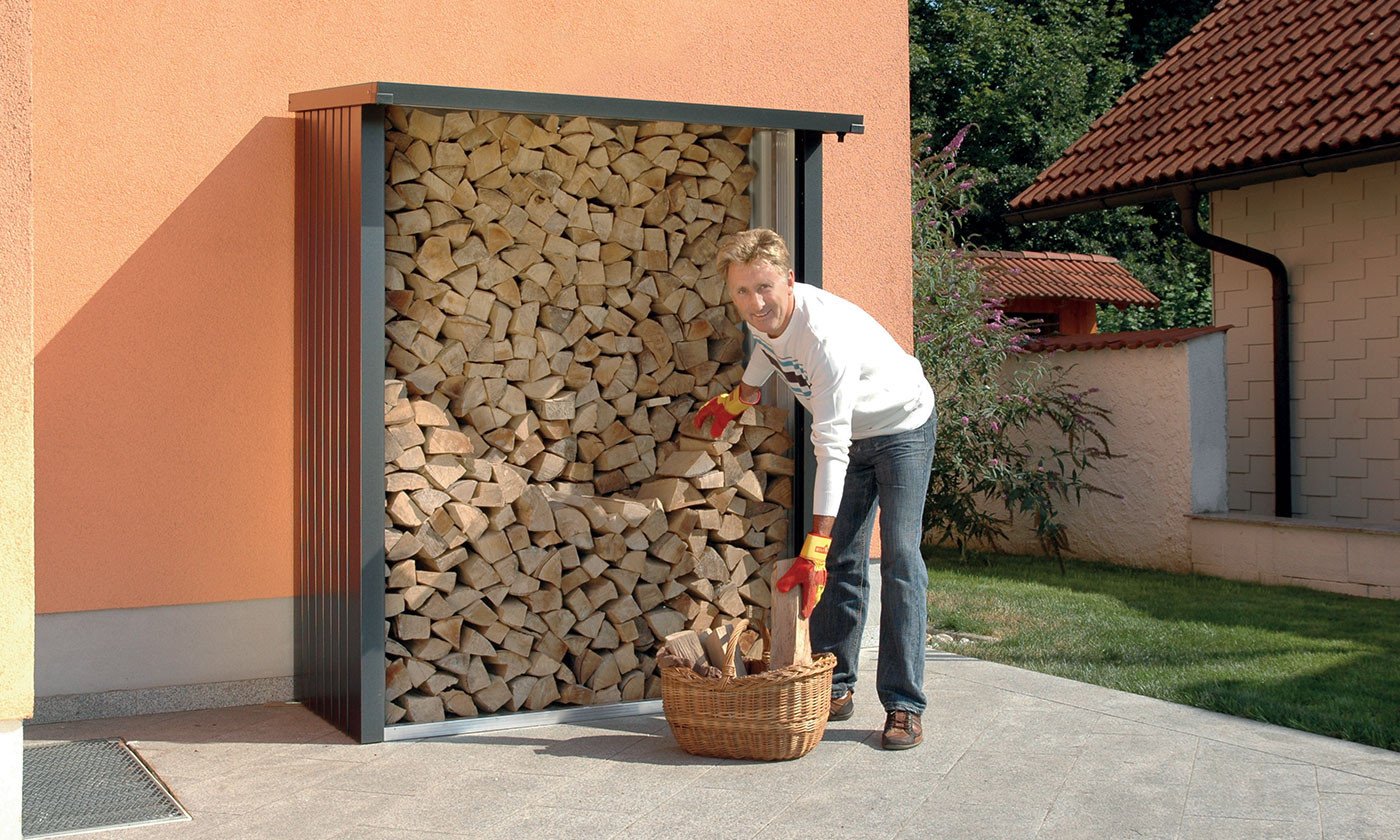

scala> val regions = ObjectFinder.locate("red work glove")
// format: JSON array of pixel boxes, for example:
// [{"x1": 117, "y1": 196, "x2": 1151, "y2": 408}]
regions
[
  {"x1": 693, "y1": 389, "x2": 756, "y2": 438},
  {"x1": 775, "y1": 533, "x2": 831, "y2": 619}
]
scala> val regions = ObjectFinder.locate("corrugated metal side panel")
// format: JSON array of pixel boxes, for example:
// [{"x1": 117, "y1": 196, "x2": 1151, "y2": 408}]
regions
[{"x1": 294, "y1": 106, "x2": 365, "y2": 739}]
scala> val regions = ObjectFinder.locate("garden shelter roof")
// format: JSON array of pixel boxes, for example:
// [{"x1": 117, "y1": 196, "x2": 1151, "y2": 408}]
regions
[{"x1": 969, "y1": 251, "x2": 1159, "y2": 307}]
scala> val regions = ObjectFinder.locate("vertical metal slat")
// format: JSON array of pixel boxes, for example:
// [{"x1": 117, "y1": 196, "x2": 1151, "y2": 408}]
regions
[
  {"x1": 793, "y1": 131, "x2": 824, "y2": 529},
  {"x1": 357, "y1": 106, "x2": 387, "y2": 743},
  {"x1": 293, "y1": 111, "x2": 306, "y2": 703}
]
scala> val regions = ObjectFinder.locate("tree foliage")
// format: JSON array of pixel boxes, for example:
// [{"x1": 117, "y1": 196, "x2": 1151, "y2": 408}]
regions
[
  {"x1": 910, "y1": 0, "x2": 1216, "y2": 331},
  {"x1": 1122, "y1": 0, "x2": 1219, "y2": 69}
]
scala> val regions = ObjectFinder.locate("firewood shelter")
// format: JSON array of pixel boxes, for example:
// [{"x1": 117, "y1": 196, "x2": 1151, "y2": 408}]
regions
[{"x1": 291, "y1": 82, "x2": 863, "y2": 744}]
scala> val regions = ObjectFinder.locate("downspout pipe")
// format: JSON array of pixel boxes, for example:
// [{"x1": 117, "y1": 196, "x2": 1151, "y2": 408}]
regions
[{"x1": 1173, "y1": 187, "x2": 1293, "y2": 518}]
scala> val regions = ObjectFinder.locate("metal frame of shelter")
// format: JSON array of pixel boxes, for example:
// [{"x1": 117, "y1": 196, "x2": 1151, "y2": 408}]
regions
[{"x1": 291, "y1": 82, "x2": 863, "y2": 743}]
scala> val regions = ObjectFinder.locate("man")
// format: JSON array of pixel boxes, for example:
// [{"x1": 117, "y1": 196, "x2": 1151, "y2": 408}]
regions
[{"x1": 694, "y1": 228, "x2": 937, "y2": 750}]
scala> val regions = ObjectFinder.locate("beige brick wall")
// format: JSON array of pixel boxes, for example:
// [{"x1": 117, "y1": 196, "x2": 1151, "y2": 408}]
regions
[{"x1": 1212, "y1": 162, "x2": 1400, "y2": 527}]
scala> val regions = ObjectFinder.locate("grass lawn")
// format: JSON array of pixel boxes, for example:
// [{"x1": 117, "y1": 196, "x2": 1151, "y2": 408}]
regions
[{"x1": 923, "y1": 548, "x2": 1400, "y2": 752}]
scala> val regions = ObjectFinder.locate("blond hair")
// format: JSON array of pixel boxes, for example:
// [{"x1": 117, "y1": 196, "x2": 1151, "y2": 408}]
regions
[{"x1": 716, "y1": 228, "x2": 792, "y2": 275}]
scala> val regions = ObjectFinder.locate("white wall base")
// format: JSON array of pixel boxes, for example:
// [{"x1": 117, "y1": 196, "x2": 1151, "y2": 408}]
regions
[
  {"x1": 32, "y1": 677, "x2": 295, "y2": 724},
  {"x1": 36, "y1": 597, "x2": 293, "y2": 696},
  {"x1": 33, "y1": 598, "x2": 295, "y2": 722},
  {"x1": 1190, "y1": 513, "x2": 1400, "y2": 599},
  {"x1": 1, "y1": 719, "x2": 21, "y2": 840}
]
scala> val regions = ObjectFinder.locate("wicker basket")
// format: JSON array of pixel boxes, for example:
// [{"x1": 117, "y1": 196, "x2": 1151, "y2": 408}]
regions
[{"x1": 659, "y1": 619, "x2": 836, "y2": 761}]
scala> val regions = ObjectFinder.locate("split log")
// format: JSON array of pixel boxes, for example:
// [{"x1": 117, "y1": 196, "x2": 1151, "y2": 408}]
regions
[
  {"x1": 659, "y1": 629, "x2": 707, "y2": 669},
  {"x1": 699, "y1": 623, "x2": 746, "y2": 677},
  {"x1": 768, "y1": 558, "x2": 812, "y2": 668}
]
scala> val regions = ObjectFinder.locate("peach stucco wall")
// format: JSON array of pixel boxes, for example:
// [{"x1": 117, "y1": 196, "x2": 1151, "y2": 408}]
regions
[
  {"x1": 1212, "y1": 163, "x2": 1399, "y2": 526},
  {"x1": 1, "y1": 0, "x2": 35, "y2": 718},
  {"x1": 33, "y1": 2, "x2": 911, "y2": 612},
  {"x1": 987, "y1": 345, "x2": 1196, "y2": 571}
]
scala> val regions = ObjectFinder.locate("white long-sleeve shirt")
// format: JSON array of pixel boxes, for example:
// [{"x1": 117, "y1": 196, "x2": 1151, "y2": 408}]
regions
[{"x1": 741, "y1": 283, "x2": 935, "y2": 517}]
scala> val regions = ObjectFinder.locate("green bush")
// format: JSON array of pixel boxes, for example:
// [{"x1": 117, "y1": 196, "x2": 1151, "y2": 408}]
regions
[{"x1": 911, "y1": 131, "x2": 1117, "y2": 566}]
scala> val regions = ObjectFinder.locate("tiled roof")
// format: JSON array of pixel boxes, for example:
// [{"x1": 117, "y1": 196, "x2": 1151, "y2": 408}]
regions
[
  {"x1": 1024, "y1": 325, "x2": 1231, "y2": 353},
  {"x1": 969, "y1": 251, "x2": 1160, "y2": 307},
  {"x1": 1010, "y1": 0, "x2": 1400, "y2": 216}
]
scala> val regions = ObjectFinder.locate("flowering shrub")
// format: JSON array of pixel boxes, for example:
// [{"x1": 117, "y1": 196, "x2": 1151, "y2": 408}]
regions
[{"x1": 912, "y1": 129, "x2": 1117, "y2": 566}]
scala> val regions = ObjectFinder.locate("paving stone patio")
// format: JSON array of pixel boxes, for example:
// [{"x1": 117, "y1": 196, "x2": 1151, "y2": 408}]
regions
[{"x1": 25, "y1": 648, "x2": 1400, "y2": 839}]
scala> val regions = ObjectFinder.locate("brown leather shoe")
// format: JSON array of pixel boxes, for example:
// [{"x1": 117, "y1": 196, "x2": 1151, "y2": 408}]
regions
[
  {"x1": 881, "y1": 710, "x2": 923, "y2": 750},
  {"x1": 828, "y1": 690, "x2": 855, "y2": 721}
]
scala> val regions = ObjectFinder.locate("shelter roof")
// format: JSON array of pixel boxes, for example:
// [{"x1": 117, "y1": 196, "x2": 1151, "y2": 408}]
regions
[{"x1": 969, "y1": 251, "x2": 1159, "y2": 307}]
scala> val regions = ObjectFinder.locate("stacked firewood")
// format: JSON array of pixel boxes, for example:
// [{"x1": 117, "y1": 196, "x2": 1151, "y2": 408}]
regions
[{"x1": 379, "y1": 106, "x2": 794, "y2": 724}]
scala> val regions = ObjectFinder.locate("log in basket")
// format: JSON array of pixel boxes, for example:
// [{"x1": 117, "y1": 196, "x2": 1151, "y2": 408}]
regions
[{"x1": 659, "y1": 619, "x2": 835, "y2": 761}]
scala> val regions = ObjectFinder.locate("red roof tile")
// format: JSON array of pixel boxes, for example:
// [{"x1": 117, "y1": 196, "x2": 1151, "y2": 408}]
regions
[
  {"x1": 1024, "y1": 325, "x2": 1231, "y2": 353},
  {"x1": 968, "y1": 251, "x2": 1160, "y2": 307},
  {"x1": 1010, "y1": 0, "x2": 1400, "y2": 216}
]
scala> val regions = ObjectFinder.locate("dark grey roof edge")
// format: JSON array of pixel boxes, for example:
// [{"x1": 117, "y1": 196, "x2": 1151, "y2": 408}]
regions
[
  {"x1": 289, "y1": 82, "x2": 865, "y2": 136},
  {"x1": 1004, "y1": 140, "x2": 1400, "y2": 224}
]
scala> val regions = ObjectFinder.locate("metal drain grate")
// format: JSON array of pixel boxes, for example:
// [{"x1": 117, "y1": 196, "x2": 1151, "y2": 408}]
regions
[{"x1": 22, "y1": 739, "x2": 189, "y2": 839}]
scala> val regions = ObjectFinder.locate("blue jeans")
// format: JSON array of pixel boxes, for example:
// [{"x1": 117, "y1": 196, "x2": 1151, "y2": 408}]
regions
[{"x1": 810, "y1": 412, "x2": 936, "y2": 714}]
